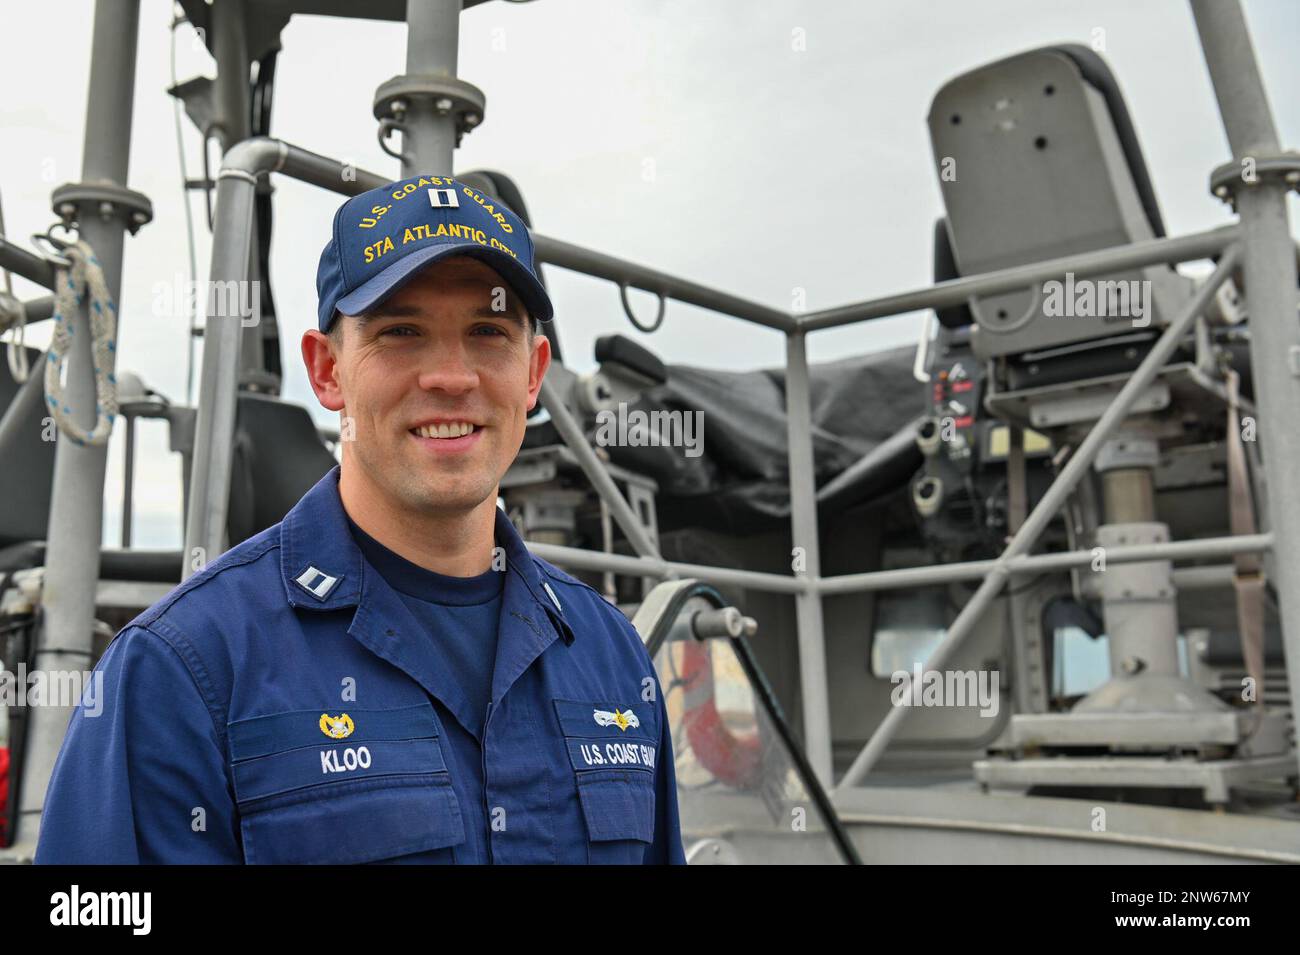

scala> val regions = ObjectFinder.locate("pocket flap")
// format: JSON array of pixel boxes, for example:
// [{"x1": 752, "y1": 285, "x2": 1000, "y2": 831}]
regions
[
  {"x1": 229, "y1": 702, "x2": 440, "y2": 761},
  {"x1": 576, "y1": 770, "x2": 655, "y2": 843},
  {"x1": 233, "y1": 738, "x2": 447, "y2": 803},
  {"x1": 241, "y1": 775, "x2": 465, "y2": 865},
  {"x1": 553, "y1": 699, "x2": 657, "y2": 741}
]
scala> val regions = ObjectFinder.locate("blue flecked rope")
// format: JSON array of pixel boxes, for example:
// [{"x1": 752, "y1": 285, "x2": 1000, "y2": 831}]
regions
[{"x1": 44, "y1": 239, "x2": 118, "y2": 447}]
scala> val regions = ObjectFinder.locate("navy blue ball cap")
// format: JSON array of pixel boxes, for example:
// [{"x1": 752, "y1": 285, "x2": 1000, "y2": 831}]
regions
[{"x1": 315, "y1": 174, "x2": 553, "y2": 333}]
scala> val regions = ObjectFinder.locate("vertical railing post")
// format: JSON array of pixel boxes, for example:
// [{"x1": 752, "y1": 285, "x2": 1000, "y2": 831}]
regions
[
  {"x1": 401, "y1": 0, "x2": 463, "y2": 175},
  {"x1": 15, "y1": 0, "x2": 141, "y2": 849},
  {"x1": 182, "y1": 173, "x2": 257, "y2": 569},
  {"x1": 785, "y1": 330, "x2": 833, "y2": 785},
  {"x1": 1191, "y1": 0, "x2": 1300, "y2": 772}
]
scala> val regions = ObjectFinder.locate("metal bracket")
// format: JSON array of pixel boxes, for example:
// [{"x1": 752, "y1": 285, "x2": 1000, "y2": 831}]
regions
[
  {"x1": 1095, "y1": 435, "x2": 1160, "y2": 472},
  {"x1": 619, "y1": 282, "x2": 666, "y2": 333},
  {"x1": 50, "y1": 181, "x2": 154, "y2": 235},
  {"x1": 29, "y1": 224, "x2": 76, "y2": 268},
  {"x1": 690, "y1": 606, "x2": 758, "y2": 640},
  {"x1": 1209, "y1": 150, "x2": 1300, "y2": 207},
  {"x1": 373, "y1": 74, "x2": 486, "y2": 148}
]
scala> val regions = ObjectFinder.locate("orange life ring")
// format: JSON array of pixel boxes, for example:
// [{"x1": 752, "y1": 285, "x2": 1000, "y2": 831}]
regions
[{"x1": 679, "y1": 639, "x2": 764, "y2": 789}]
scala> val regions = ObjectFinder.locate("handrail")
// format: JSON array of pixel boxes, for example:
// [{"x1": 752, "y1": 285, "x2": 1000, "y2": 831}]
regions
[
  {"x1": 530, "y1": 225, "x2": 1239, "y2": 337},
  {"x1": 527, "y1": 531, "x2": 1271, "y2": 598},
  {"x1": 533, "y1": 233, "x2": 795, "y2": 332}
]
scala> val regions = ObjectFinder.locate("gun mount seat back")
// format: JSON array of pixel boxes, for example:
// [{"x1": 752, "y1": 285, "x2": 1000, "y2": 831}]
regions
[
  {"x1": 927, "y1": 45, "x2": 1192, "y2": 363},
  {"x1": 225, "y1": 393, "x2": 339, "y2": 547}
]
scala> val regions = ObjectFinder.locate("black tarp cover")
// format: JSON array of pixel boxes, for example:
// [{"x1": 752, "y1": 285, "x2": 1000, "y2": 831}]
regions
[{"x1": 603, "y1": 346, "x2": 925, "y2": 535}]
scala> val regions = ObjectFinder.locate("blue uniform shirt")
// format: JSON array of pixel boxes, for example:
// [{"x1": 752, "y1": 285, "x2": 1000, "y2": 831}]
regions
[
  {"x1": 345, "y1": 514, "x2": 502, "y2": 739},
  {"x1": 35, "y1": 466, "x2": 686, "y2": 864}
]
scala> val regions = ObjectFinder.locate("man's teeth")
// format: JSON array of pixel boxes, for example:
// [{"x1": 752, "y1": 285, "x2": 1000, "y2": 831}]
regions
[{"x1": 413, "y1": 422, "x2": 476, "y2": 439}]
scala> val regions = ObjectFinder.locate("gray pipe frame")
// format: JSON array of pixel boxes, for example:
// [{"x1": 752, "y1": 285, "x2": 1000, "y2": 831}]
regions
[
  {"x1": 819, "y1": 531, "x2": 1272, "y2": 595},
  {"x1": 0, "y1": 238, "x2": 56, "y2": 290},
  {"x1": 538, "y1": 377, "x2": 665, "y2": 564},
  {"x1": 532, "y1": 235, "x2": 795, "y2": 333},
  {"x1": 211, "y1": 0, "x2": 251, "y2": 151},
  {"x1": 527, "y1": 532, "x2": 1267, "y2": 597},
  {"x1": 833, "y1": 246, "x2": 1241, "y2": 793},
  {"x1": 525, "y1": 538, "x2": 809, "y2": 594},
  {"x1": 210, "y1": 0, "x2": 272, "y2": 383},
  {"x1": 400, "y1": 0, "x2": 463, "y2": 178},
  {"x1": 19, "y1": 296, "x2": 54, "y2": 324},
  {"x1": 533, "y1": 229, "x2": 1234, "y2": 338},
  {"x1": 182, "y1": 141, "x2": 390, "y2": 568},
  {"x1": 16, "y1": 0, "x2": 141, "y2": 849},
  {"x1": 798, "y1": 225, "x2": 1238, "y2": 332},
  {"x1": 785, "y1": 330, "x2": 833, "y2": 782},
  {"x1": 182, "y1": 172, "x2": 255, "y2": 567},
  {"x1": 1191, "y1": 0, "x2": 1300, "y2": 774}
]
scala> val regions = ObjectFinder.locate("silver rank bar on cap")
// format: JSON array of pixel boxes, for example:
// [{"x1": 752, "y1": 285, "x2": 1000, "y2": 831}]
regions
[{"x1": 427, "y1": 187, "x2": 459, "y2": 208}]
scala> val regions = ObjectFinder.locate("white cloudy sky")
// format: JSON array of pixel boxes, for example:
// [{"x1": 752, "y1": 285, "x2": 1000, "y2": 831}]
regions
[{"x1": 1, "y1": 0, "x2": 1298, "y2": 547}]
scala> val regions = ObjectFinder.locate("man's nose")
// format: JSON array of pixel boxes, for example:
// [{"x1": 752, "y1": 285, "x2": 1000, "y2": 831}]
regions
[{"x1": 416, "y1": 342, "x2": 479, "y2": 394}]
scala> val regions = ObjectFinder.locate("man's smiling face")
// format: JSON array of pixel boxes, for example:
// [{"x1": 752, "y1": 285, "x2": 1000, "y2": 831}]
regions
[{"x1": 304, "y1": 255, "x2": 551, "y2": 518}]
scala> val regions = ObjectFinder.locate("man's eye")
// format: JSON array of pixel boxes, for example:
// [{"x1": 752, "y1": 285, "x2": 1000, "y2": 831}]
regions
[
  {"x1": 472, "y1": 325, "x2": 507, "y2": 337},
  {"x1": 379, "y1": 326, "x2": 416, "y2": 337}
]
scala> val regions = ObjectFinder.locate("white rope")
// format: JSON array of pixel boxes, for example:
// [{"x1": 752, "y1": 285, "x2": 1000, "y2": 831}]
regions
[{"x1": 44, "y1": 239, "x2": 118, "y2": 446}]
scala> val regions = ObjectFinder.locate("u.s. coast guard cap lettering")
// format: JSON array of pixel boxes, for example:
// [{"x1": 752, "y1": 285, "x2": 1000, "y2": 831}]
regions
[{"x1": 315, "y1": 174, "x2": 554, "y2": 333}]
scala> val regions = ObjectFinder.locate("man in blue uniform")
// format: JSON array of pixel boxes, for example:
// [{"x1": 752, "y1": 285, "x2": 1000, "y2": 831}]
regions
[{"x1": 34, "y1": 174, "x2": 686, "y2": 864}]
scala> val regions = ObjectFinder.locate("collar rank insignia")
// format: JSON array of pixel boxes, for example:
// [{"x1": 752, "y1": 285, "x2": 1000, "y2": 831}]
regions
[
  {"x1": 320, "y1": 713, "x2": 355, "y2": 739},
  {"x1": 593, "y1": 707, "x2": 639, "y2": 732}
]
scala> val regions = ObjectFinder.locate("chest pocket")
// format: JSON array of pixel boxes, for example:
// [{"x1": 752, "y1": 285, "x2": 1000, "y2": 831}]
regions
[
  {"x1": 553, "y1": 699, "x2": 658, "y2": 863},
  {"x1": 228, "y1": 702, "x2": 465, "y2": 864}
]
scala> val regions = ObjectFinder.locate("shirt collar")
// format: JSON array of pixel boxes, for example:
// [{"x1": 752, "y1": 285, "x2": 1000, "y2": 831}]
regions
[{"x1": 278, "y1": 464, "x2": 574, "y2": 645}]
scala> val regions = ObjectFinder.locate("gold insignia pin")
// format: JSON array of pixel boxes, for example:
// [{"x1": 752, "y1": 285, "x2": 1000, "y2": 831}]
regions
[{"x1": 319, "y1": 713, "x2": 355, "y2": 739}]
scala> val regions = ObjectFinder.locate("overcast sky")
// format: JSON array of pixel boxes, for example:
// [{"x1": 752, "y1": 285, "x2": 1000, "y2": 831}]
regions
[{"x1": 1, "y1": 0, "x2": 1298, "y2": 547}]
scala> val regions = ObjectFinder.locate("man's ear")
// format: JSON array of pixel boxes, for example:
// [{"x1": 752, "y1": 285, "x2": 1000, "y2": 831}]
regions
[
  {"x1": 302, "y1": 329, "x2": 346, "y2": 412},
  {"x1": 526, "y1": 332, "x2": 552, "y2": 412}
]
